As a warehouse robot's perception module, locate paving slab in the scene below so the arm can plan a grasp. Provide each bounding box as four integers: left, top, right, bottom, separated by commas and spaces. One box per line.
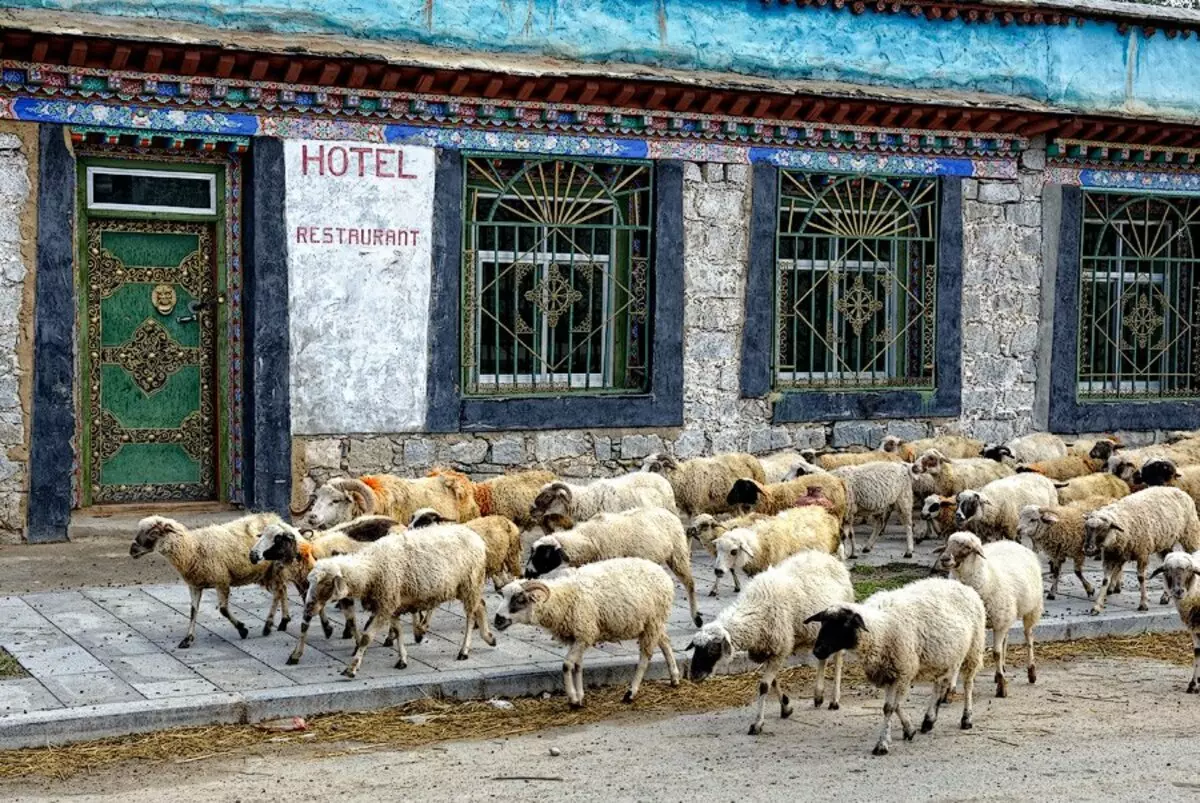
0, 529, 1191, 750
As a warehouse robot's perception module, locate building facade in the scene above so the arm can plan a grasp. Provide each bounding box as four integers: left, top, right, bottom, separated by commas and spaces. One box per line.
2, 0, 1200, 542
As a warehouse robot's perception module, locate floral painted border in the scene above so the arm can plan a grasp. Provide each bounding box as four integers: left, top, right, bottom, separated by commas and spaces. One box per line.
1048, 166, 1200, 194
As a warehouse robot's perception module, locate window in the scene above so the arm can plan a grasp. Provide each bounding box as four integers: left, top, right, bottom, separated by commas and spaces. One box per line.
86, 167, 217, 215
774, 172, 939, 390
1078, 192, 1200, 400
462, 156, 652, 396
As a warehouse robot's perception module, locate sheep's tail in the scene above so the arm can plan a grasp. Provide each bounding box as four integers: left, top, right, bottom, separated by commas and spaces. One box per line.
474, 483, 494, 517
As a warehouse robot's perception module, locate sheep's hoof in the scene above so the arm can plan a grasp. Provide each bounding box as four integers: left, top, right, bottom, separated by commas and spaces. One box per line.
1045, 592, 1056, 601
861, 546, 872, 554
261, 623, 273, 637
670, 675, 681, 688
1085, 588, 1096, 599
921, 716, 935, 733
177, 636, 194, 649
872, 743, 889, 756
340, 667, 357, 679
286, 655, 300, 666
995, 679, 1008, 698
622, 690, 635, 704
1159, 594, 1170, 606
382, 635, 396, 648
809, 696, 820, 710
748, 722, 763, 736
960, 716, 973, 730
902, 727, 916, 742
1137, 603, 1149, 612
1089, 606, 1103, 616
780, 700, 794, 719
394, 659, 408, 670
483, 633, 497, 647
1187, 681, 1198, 694
707, 590, 719, 598
903, 551, 913, 559
236, 624, 249, 640
568, 700, 584, 710
278, 619, 290, 633
413, 633, 425, 645
322, 623, 335, 639
693, 614, 704, 627
456, 651, 469, 661
1027, 665, 1038, 684
828, 701, 840, 711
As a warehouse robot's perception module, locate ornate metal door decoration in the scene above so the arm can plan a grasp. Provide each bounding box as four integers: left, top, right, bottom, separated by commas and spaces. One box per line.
85, 220, 218, 503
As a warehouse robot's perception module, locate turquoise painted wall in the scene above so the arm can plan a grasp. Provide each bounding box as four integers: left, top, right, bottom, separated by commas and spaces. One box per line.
12, 0, 1200, 120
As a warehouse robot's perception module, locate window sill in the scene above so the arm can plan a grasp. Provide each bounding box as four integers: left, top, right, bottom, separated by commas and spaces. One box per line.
460, 392, 682, 432
771, 387, 960, 423
1048, 397, 1200, 433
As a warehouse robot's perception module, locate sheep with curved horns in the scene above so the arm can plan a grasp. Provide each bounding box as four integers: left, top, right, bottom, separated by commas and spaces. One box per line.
303, 473, 476, 530
807, 578, 986, 756
429, 467, 557, 528
910, 450, 1014, 497
495, 558, 681, 707
1148, 551, 1200, 694
880, 434, 984, 463
641, 452, 764, 518
528, 474, 677, 523
688, 550, 854, 735
130, 513, 290, 648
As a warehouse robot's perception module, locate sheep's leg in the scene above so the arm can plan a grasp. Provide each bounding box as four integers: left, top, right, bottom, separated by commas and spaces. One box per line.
277, 586, 292, 633
339, 599, 358, 640
812, 656, 827, 710
215, 586, 249, 640
1024, 614, 1037, 684
672, 561, 702, 627
829, 651, 844, 710
262, 592, 279, 637
473, 601, 497, 647
921, 677, 949, 733
993, 628, 1008, 698
563, 642, 587, 708
864, 516, 885, 554
658, 632, 680, 687
1158, 553, 1171, 606
748, 657, 785, 735
1091, 563, 1124, 615
898, 505, 914, 559
1073, 558, 1095, 598
1047, 559, 1062, 600
707, 570, 721, 598
1188, 631, 1200, 694
843, 523, 857, 559
287, 604, 322, 665
561, 642, 578, 706
408, 610, 433, 645
391, 616, 409, 670
179, 586, 202, 649
625, 632, 659, 705
455, 596, 480, 660
572, 663, 584, 705
960, 664, 976, 730
873, 684, 898, 756
1136, 557, 1150, 612
893, 681, 916, 742
343, 613, 387, 678
318, 607, 334, 640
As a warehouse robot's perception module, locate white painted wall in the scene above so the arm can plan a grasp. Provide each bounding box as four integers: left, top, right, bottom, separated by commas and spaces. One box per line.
285, 140, 435, 435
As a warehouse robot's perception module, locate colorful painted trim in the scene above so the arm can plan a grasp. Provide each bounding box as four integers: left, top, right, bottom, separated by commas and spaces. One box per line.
1049, 138, 1200, 169
1048, 166, 1200, 194
0, 60, 1024, 159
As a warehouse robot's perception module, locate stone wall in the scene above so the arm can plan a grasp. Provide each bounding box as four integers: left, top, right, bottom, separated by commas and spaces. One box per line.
0, 124, 36, 543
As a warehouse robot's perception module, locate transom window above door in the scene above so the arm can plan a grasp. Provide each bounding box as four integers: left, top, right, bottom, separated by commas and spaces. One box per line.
461, 156, 653, 396
86, 166, 217, 215
774, 172, 940, 390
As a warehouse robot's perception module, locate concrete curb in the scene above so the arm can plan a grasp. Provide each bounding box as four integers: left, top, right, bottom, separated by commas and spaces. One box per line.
0, 606, 1185, 750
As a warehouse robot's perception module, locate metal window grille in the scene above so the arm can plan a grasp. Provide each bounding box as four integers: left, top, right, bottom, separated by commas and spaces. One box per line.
461, 156, 653, 396
1078, 191, 1200, 400
774, 172, 939, 389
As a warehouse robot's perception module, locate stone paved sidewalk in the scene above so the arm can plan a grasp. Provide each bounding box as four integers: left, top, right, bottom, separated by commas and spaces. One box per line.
0, 533, 1184, 749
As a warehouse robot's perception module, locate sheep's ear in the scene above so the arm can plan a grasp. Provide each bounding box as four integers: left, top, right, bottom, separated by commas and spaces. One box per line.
931, 545, 946, 555
803, 611, 827, 624
851, 612, 868, 633
939, 499, 954, 509
970, 544, 986, 559
720, 632, 733, 658
740, 542, 755, 560
1108, 521, 1125, 532
1149, 566, 1165, 579
332, 575, 350, 599
1040, 511, 1060, 524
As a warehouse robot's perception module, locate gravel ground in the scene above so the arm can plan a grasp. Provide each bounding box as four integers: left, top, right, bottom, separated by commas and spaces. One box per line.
3, 654, 1197, 802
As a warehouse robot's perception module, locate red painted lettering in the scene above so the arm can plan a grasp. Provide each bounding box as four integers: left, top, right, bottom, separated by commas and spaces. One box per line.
410, 229, 420, 246
396, 150, 418, 179
296, 226, 308, 243
385, 229, 396, 246
374, 149, 394, 178
350, 147, 372, 177
301, 144, 324, 175
323, 227, 333, 244
327, 146, 349, 176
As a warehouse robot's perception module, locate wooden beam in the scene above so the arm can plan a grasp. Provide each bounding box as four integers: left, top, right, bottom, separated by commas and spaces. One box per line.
975, 113, 1003, 132
808, 100, 828, 122
701, 92, 725, 114
145, 47, 164, 73
879, 106, 902, 128
674, 90, 696, 112
319, 63, 342, 86
753, 97, 774, 117
284, 61, 305, 84
832, 103, 852, 124
728, 95, 751, 116
647, 87, 668, 109
68, 41, 87, 67
950, 110, 973, 130
1019, 118, 1062, 137
1058, 118, 1085, 138
855, 105, 878, 126
483, 77, 504, 98
614, 84, 636, 106
215, 53, 235, 78
347, 64, 369, 89
902, 108, 925, 128
180, 50, 201, 76
30, 41, 48, 63
928, 109, 949, 130
450, 74, 472, 96
1080, 122, 1106, 141
998, 114, 1030, 133
1147, 128, 1174, 146
516, 79, 537, 100
577, 81, 599, 104
110, 45, 131, 70
249, 57, 271, 81
782, 98, 806, 120
547, 81, 569, 103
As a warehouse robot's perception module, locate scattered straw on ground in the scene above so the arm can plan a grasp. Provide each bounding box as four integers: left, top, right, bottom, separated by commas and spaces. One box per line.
0, 631, 1190, 781
0, 648, 24, 679
850, 561, 931, 598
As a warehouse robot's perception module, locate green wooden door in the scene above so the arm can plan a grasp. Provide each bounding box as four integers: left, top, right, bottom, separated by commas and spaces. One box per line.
84, 220, 218, 504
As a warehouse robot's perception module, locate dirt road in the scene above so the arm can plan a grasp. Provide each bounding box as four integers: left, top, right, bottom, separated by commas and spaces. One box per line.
3, 654, 1196, 802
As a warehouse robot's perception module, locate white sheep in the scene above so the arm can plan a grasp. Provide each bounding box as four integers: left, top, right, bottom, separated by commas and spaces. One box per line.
1054, 472, 1130, 506
712, 506, 843, 595
528, 474, 677, 523
494, 557, 681, 707
1084, 486, 1200, 614
934, 532, 1043, 698
911, 450, 1015, 497
130, 513, 287, 648
954, 472, 1059, 543
983, 433, 1067, 465
1016, 504, 1096, 600
759, 450, 811, 483
687, 551, 855, 735
411, 509, 522, 592
641, 452, 764, 518
882, 434, 984, 462
1148, 551, 1200, 693
807, 578, 986, 756
528, 507, 701, 627
302, 522, 495, 677
833, 461, 914, 558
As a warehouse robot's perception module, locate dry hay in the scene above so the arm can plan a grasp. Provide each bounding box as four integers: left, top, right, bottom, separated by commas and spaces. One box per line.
0, 631, 1190, 781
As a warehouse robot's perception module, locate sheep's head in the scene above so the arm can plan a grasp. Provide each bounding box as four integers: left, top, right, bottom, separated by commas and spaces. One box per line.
784, 459, 821, 479
1134, 458, 1178, 488
1107, 456, 1139, 486
934, 531, 986, 573
981, 444, 1014, 463
920, 494, 955, 523
525, 535, 569, 578
879, 435, 904, 455
641, 452, 678, 475
250, 521, 303, 564
529, 482, 572, 520
954, 490, 987, 526
805, 605, 868, 661
1089, 439, 1120, 462
1150, 553, 1200, 601
685, 624, 733, 682
1016, 505, 1055, 544
494, 580, 550, 631
409, 508, 449, 529
714, 530, 754, 576
304, 560, 351, 618
725, 478, 766, 511
130, 516, 183, 558
912, 449, 946, 478
304, 478, 374, 529
1083, 509, 1122, 557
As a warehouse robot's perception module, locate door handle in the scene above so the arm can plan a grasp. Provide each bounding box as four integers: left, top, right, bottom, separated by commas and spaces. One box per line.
177, 297, 222, 324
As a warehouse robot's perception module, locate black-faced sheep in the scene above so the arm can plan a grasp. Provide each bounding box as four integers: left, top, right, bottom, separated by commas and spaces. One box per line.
130, 513, 286, 648
495, 558, 681, 707
954, 473, 1059, 543
727, 475, 849, 525
688, 550, 854, 734
807, 578, 986, 756
983, 433, 1067, 465
920, 494, 958, 542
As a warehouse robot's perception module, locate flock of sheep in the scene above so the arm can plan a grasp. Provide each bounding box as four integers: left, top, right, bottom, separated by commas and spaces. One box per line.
127, 429, 1200, 756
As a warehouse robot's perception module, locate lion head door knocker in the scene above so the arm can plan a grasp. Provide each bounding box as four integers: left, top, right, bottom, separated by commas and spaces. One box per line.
151, 284, 178, 316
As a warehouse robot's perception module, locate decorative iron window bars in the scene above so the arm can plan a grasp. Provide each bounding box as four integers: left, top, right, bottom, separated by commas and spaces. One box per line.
462, 156, 653, 396
774, 172, 940, 390
1078, 191, 1200, 400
